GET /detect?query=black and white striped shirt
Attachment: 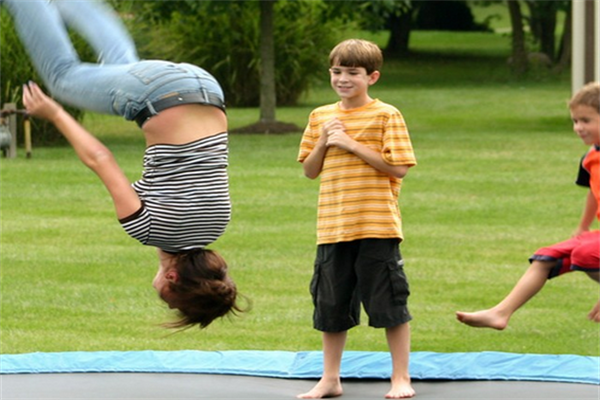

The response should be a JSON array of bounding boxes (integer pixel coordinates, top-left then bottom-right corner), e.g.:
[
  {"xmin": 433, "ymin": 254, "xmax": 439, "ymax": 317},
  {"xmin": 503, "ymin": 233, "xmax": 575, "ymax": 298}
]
[{"xmin": 120, "ymin": 132, "xmax": 231, "ymax": 253}]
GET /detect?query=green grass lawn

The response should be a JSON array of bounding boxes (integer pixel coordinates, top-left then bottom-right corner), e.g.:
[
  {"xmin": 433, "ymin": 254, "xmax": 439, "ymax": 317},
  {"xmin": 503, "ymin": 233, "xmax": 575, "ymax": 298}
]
[{"xmin": 1, "ymin": 30, "xmax": 598, "ymax": 357}]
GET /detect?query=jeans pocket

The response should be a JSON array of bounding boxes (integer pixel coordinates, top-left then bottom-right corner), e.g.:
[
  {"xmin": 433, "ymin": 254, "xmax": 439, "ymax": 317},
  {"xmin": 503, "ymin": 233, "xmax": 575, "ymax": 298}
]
[{"xmin": 128, "ymin": 60, "xmax": 188, "ymax": 85}]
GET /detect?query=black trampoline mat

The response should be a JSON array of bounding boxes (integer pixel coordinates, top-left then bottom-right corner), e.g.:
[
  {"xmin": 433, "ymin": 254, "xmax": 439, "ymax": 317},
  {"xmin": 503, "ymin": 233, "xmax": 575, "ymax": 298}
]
[{"xmin": 1, "ymin": 373, "xmax": 598, "ymax": 399}]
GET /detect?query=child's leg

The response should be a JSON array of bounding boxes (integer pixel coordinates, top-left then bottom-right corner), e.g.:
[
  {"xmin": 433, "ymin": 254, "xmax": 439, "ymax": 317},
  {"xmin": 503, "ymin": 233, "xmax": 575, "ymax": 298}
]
[
  {"xmin": 297, "ymin": 331, "xmax": 346, "ymax": 399},
  {"xmin": 385, "ymin": 323, "xmax": 415, "ymax": 399},
  {"xmin": 4, "ymin": 0, "xmax": 132, "ymax": 115},
  {"xmin": 4, "ymin": 0, "xmax": 79, "ymax": 87},
  {"xmin": 585, "ymin": 272, "xmax": 600, "ymax": 322},
  {"xmin": 456, "ymin": 260, "xmax": 555, "ymax": 329},
  {"xmin": 54, "ymin": 0, "xmax": 138, "ymax": 65}
]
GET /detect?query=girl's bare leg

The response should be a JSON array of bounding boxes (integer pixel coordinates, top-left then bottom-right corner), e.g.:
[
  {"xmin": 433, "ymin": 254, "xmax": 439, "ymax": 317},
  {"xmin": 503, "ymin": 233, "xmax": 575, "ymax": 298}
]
[
  {"xmin": 385, "ymin": 323, "xmax": 415, "ymax": 399},
  {"xmin": 297, "ymin": 331, "xmax": 346, "ymax": 399},
  {"xmin": 456, "ymin": 261, "xmax": 554, "ymax": 330}
]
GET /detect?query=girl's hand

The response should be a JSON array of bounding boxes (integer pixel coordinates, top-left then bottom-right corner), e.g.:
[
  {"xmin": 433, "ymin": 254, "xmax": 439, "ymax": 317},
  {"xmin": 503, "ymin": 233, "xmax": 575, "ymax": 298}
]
[{"xmin": 22, "ymin": 82, "xmax": 63, "ymax": 122}]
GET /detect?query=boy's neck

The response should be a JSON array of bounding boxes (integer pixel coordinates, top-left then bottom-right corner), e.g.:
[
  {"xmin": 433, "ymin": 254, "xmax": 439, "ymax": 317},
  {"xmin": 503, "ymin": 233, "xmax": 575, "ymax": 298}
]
[{"xmin": 339, "ymin": 95, "xmax": 374, "ymax": 110}]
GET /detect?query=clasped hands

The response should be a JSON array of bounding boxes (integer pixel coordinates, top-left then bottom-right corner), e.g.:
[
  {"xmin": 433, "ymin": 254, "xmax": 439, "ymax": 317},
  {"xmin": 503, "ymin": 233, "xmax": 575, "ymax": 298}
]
[{"xmin": 321, "ymin": 118, "xmax": 356, "ymax": 153}]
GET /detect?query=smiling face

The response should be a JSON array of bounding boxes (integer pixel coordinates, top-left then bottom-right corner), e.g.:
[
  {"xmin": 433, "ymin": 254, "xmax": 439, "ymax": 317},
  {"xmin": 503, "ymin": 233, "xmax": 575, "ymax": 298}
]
[
  {"xmin": 570, "ymin": 104, "xmax": 600, "ymax": 146},
  {"xmin": 329, "ymin": 65, "xmax": 380, "ymax": 109}
]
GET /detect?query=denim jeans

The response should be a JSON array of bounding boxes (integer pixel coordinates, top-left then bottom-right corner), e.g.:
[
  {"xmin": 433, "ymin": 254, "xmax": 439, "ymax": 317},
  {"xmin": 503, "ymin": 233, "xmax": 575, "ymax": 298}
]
[{"xmin": 4, "ymin": 0, "xmax": 224, "ymax": 121}]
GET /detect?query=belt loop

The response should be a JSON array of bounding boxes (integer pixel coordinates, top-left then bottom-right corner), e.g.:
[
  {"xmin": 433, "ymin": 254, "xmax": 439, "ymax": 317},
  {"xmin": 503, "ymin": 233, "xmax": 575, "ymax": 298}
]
[
  {"xmin": 146, "ymin": 101, "xmax": 158, "ymax": 117},
  {"xmin": 201, "ymin": 88, "xmax": 208, "ymax": 103}
]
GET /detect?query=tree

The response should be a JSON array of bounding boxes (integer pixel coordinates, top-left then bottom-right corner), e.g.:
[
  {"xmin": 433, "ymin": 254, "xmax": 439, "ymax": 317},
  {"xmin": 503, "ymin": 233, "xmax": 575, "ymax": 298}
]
[
  {"xmin": 259, "ymin": 0, "xmax": 276, "ymax": 125},
  {"xmin": 327, "ymin": 0, "xmax": 414, "ymax": 56},
  {"xmin": 524, "ymin": 1, "xmax": 560, "ymax": 61},
  {"xmin": 554, "ymin": 3, "xmax": 572, "ymax": 73},
  {"xmin": 234, "ymin": 0, "xmax": 300, "ymax": 134},
  {"xmin": 507, "ymin": 0, "xmax": 528, "ymax": 76},
  {"xmin": 124, "ymin": 0, "xmax": 346, "ymax": 134},
  {"xmin": 386, "ymin": 8, "xmax": 416, "ymax": 56},
  {"xmin": 475, "ymin": 0, "xmax": 570, "ymax": 73}
]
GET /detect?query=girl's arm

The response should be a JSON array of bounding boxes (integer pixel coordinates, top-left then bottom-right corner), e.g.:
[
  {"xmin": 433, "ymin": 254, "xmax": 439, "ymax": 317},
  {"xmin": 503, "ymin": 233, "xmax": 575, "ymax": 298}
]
[{"xmin": 23, "ymin": 82, "xmax": 141, "ymax": 220}]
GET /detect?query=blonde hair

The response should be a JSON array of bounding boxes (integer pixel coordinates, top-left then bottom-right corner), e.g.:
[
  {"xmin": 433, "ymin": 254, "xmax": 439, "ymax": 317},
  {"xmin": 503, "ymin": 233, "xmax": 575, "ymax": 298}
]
[
  {"xmin": 569, "ymin": 82, "xmax": 600, "ymax": 112},
  {"xmin": 329, "ymin": 39, "xmax": 383, "ymax": 75}
]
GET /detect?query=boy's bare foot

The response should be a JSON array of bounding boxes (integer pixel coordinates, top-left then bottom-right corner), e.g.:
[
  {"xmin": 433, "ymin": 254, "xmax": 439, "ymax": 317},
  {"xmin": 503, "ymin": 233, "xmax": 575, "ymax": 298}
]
[
  {"xmin": 455, "ymin": 309, "xmax": 508, "ymax": 330},
  {"xmin": 297, "ymin": 378, "xmax": 343, "ymax": 399},
  {"xmin": 385, "ymin": 377, "xmax": 415, "ymax": 399},
  {"xmin": 588, "ymin": 300, "xmax": 600, "ymax": 322}
]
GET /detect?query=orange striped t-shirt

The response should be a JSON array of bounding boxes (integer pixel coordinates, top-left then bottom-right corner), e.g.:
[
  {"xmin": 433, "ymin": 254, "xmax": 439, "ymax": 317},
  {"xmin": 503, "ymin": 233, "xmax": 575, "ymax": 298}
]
[{"xmin": 298, "ymin": 99, "xmax": 416, "ymax": 245}]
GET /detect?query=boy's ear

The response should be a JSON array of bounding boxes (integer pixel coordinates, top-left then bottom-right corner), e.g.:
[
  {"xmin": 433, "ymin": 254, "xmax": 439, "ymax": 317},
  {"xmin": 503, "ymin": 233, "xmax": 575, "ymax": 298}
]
[{"xmin": 368, "ymin": 70, "xmax": 381, "ymax": 85}]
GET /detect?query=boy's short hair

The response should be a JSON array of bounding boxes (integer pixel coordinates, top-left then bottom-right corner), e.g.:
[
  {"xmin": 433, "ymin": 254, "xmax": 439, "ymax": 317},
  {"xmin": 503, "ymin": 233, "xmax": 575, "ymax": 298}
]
[
  {"xmin": 569, "ymin": 82, "xmax": 600, "ymax": 111},
  {"xmin": 329, "ymin": 39, "xmax": 383, "ymax": 75}
]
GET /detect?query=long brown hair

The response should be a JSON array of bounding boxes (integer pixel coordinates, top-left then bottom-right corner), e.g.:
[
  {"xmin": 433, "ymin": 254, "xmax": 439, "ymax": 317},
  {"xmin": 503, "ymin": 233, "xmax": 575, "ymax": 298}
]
[{"xmin": 160, "ymin": 248, "xmax": 244, "ymax": 329}]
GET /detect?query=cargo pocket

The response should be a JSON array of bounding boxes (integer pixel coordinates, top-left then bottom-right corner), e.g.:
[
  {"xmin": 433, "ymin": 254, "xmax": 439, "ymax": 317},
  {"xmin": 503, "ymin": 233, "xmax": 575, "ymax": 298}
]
[
  {"xmin": 309, "ymin": 262, "xmax": 322, "ymax": 307},
  {"xmin": 387, "ymin": 259, "xmax": 410, "ymax": 305}
]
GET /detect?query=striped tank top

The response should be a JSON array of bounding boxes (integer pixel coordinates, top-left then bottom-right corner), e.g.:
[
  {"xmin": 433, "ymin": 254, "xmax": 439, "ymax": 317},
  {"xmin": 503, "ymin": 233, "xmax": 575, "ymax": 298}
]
[{"xmin": 120, "ymin": 132, "xmax": 231, "ymax": 252}]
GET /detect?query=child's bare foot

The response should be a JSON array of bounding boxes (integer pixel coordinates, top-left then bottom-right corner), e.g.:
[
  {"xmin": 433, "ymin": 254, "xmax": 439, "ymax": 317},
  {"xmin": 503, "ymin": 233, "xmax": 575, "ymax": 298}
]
[
  {"xmin": 588, "ymin": 300, "xmax": 600, "ymax": 322},
  {"xmin": 385, "ymin": 377, "xmax": 415, "ymax": 399},
  {"xmin": 455, "ymin": 309, "xmax": 508, "ymax": 330},
  {"xmin": 297, "ymin": 378, "xmax": 343, "ymax": 399}
]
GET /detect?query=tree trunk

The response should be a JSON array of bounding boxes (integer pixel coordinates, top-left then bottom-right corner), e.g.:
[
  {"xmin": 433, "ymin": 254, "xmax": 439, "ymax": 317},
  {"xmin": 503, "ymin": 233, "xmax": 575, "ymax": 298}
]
[
  {"xmin": 507, "ymin": 0, "xmax": 528, "ymax": 76},
  {"xmin": 525, "ymin": 1, "xmax": 558, "ymax": 61},
  {"xmin": 259, "ymin": 0, "xmax": 276, "ymax": 123},
  {"xmin": 539, "ymin": 5, "xmax": 557, "ymax": 61},
  {"xmin": 231, "ymin": 0, "xmax": 301, "ymax": 134},
  {"xmin": 554, "ymin": 5, "xmax": 571, "ymax": 73},
  {"xmin": 385, "ymin": 9, "xmax": 414, "ymax": 56}
]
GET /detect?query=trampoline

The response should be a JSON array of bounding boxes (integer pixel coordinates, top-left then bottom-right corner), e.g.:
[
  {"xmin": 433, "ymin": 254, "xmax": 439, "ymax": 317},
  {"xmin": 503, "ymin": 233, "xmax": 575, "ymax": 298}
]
[{"xmin": 1, "ymin": 350, "xmax": 598, "ymax": 399}]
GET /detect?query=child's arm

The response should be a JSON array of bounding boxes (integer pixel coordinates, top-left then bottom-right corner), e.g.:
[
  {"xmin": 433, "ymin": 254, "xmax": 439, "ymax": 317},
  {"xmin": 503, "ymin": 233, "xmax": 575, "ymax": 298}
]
[
  {"xmin": 325, "ymin": 119, "xmax": 409, "ymax": 178},
  {"xmin": 302, "ymin": 132, "xmax": 329, "ymax": 179},
  {"xmin": 574, "ymin": 190, "xmax": 598, "ymax": 237},
  {"xmin": 23, "ymin": 82, "xmax": 142, "ymax": 220}
]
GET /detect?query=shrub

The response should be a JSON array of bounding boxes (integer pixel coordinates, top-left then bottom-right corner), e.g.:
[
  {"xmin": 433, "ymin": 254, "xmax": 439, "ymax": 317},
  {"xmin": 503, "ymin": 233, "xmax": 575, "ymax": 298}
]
[
  {"xmin": 126, "ymin": 0, "xmax": 343, "ymax": 107},
  {"xmin": 415, "ymin": 1, "xmax": 490, "ymax": 32},
  {"xmin": 1, "ymin": 9, "xmax": 92, "ymax": 146}
]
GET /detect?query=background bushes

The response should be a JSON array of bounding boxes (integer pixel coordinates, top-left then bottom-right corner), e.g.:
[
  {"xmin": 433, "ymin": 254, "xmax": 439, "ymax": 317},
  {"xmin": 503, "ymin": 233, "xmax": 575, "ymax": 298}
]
[
  {"xmin": 1, "ymin": 0, "xmax": 343, "ymax": 144},
  {"xmin": 123, "ymin": 0, "xmax": 343, "ymax": 107},
  {"xmin": 1, "ymin": 9, "xmax": 92, "ymax": 145}
]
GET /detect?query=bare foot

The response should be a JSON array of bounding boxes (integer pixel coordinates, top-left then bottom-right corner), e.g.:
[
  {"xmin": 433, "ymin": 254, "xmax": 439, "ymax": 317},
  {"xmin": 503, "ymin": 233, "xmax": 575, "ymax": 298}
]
[
  {"xmin": 297, "ymin": 378, "xmax": 343, "ymax": 399},
  {"xmin": 385, "ymin": 377, "xmax": 415, "ymax": 399},
  {"xmin": 588, "ymin": 300, "xmax": 600, "ymax": 322},
  {"xmin": 455, "ymin": 309, "xmax": 508, "ymax": 330}
]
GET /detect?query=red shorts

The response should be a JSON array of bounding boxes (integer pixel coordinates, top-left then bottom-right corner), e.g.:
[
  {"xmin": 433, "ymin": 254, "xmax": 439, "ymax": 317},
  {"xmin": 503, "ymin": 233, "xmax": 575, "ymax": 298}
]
[{"xmin": 530, "ymin": 230, "xmax": 600, "ymax": 279}]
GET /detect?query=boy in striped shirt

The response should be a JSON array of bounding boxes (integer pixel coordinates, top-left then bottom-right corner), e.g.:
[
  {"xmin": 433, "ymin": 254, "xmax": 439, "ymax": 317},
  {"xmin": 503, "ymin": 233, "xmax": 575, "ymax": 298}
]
[{"xmin": 297, "ymin": 39, "xmax": 417, "ymax": 399}]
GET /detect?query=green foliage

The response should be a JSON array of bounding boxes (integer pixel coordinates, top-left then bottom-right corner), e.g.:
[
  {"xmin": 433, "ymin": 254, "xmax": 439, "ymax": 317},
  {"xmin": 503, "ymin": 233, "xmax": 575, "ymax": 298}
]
[
  {"xmin": 0, "ymin": 9, "xmax": 28, "ymax": 105},
  {"xmin": 415, "ymin": 0, "xmax": 490, "ymax": 32},
  {"xmin": 126, "ymin": 0, "xmax": 342, "ymax": 107},
  {"xmin": 0, "ymin": 9, "xmax": 93, "ymax": 146}
]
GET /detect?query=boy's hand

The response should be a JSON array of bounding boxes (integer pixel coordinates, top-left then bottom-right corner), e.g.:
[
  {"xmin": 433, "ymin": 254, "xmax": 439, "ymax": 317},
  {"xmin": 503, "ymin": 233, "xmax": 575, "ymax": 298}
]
[
  {"xmin": 22, "ymin": 82, "xmax": 63, "ymax": 122},
  {"xmin": 323, "ymin": 118, "xmax": 356, "ymax": 152}
]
